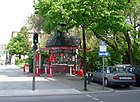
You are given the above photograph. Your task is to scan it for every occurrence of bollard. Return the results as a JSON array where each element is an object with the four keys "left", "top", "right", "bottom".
[
  {"left": 88, "top": 72, "right": 91, "bottom": 84},
  {"left": 35, "top": 65, "right": 40, "bottom": 76},
  {"left": 84, "top": 75, "right": 87, "bottom": 91},
  {"left": 24, "top": 63, "right": 29, "bottom": 73}
]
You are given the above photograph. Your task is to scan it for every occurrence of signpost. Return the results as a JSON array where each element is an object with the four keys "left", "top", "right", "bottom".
[
  {"left": 32, "top": 32, "right": 38, "bottom": 91},
  {"left": 32, "top": 49, "right": 36, "bottom": 91},
  {"left": 98, "top": 41, "right": 110, "bottom": 89}
]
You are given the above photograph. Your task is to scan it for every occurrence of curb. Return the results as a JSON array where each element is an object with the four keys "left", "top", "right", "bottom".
[
  {"left": 0, "top": 89, "right": 81, "bottom": 97},
  {"left": 0, "top": 88, "right": 114, "bottom": 97}
]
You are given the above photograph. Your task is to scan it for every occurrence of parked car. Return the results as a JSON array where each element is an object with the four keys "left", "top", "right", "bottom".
[
  {"left": 126, "top": 66, "right": 140, "bottom": 86},
  {"left": 92, "top": 66, "right": 136, "bottom": 88}
]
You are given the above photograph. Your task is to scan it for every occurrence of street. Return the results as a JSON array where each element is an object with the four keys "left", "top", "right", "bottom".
[
  {"left": 0, "top": 65, "right": 140, "bottom": 102},
  {"left": 90, "top": 90, "right": 140, "bottom": 102},
  {"left": 0, "top": 0, "right": 140, "bottom": 101},
  {"left": 0, "top": 90, "right": 140, "bottom": 102}
]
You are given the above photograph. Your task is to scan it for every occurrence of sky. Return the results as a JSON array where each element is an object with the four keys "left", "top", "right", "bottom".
[{"left": 0, "top": 0, "right": 34, "bottom": 44}]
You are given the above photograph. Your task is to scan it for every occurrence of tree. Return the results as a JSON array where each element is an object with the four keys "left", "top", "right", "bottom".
[
  {"left": 27, "top": 14, "right": 44, "bottom": 32},
  {"left": 125, "top": 0, "right": 140, "bottom": 65},
  {"left": 7, "top": 27, "right": 31, "bottom": 59},
  {"left": 33, "top": 0, "right": 140, "bottom": 66},
  {"left": 91, "top": 0, "right": 140, "bottom": 65}
]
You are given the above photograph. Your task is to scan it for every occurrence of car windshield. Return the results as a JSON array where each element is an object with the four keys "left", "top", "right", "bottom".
[{"left": 110, "top": 67, "right": 128, "bottom": 73}]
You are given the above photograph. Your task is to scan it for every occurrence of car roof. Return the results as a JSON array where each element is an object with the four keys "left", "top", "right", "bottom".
[
  {"left": 126, "top": 65, "right": 140, "bottom": 69},
  {"left": 115, "top": 64, "right": 131, "bottom": 68}
]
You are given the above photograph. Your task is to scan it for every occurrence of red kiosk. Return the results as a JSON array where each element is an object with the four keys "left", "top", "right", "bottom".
[
  {"left": 37, "top": 46, "right": 82, "bottom": 77},
  {"left": 34, "top": 24, "right": 84, "bottom": 77}
]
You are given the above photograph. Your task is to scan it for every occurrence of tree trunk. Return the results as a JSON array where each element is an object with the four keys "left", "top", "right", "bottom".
[
  {"left": 128, "top": 0, "right": 131, "bottom": 3},
  {"left": 19, "top": 54, "right": 21, "bottom": 59},
  {"left": 124, "top": 31, "right": 133, "bottom": 65}
]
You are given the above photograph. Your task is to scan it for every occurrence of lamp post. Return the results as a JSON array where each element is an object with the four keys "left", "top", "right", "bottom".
[{"left": 82, "top": 24, "right": 87, "bottom": 91}]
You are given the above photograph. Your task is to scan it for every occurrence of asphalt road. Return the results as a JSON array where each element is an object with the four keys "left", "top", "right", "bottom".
[
  {"left": 91, "top": 90, "right": 140, "bottom": 102},
  {"left": 0, "top": 89, "right": 140, "bottom": 102},
  {"left": 0, "top": 65, "right": 140, "bottom": 102}
]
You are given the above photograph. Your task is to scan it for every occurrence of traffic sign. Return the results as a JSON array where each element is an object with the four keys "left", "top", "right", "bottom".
[
  {"left": 98, "top": 52, "right": 110, "bottom": 57},
  {"left": 100, "top": 41, "right": 106, "bottom": 52},
  {"left": 100, "top": 46, "right": 106, "bottom": 52}
]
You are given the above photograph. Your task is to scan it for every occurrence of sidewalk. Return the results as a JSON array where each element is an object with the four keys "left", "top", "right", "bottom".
[{"left": 0, "top": 65, "right": 114, "bottom": 96}]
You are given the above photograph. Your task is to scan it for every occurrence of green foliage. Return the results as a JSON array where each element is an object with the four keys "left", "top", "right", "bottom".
[
  {"left": 33, "top": 0, "right": 140, "bottom": 67},
  {"left": 27, "top": 50, "right": 33, "bottom": 73},
  {"left": 86, "top": 50, "right": 101, "bottom": 72},
  {"left": 7, "top": 33, "right": 28, "bottom": 58},
  {"left": 15, "top": 59, "right": 26, "bottom": 68},
  {"left": 27, "top": 14, "right": 44, "bottom": 32},
  {"left": 15, "top": 59, "right": 26, "bottom": 65},
  {"left": 7, "top": 26, "right": 31, "bottom": 59},
  {"left": 107, "top": 48, "right": 123, "bottom": 65},
  {"left": 34, "top": 0, "right": 130, "bottom": 33}
]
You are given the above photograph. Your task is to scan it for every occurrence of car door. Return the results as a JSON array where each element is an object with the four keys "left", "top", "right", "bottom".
[
  {"left": 93, "top": 68, "right": 102, "bottom": 82},
  {"left": 92, "top": 71, "right": 100, "bottom": 82},
  {"left": 98, "top": 67, "right": 108, "bottom": 82},
  {"left": 134, "top": 67, "right": 140, "bottom": 84}
]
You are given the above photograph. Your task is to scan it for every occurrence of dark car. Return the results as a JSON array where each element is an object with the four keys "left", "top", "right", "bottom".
[
  {"left": 126, "top": 66, "right": 140, "bottom": 86},
  {"left": 92, "top": 66, "right": 136, "bottom": 88}
]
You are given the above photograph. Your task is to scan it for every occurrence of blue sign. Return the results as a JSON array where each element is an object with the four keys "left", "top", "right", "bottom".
[{"left": 98, "top": 52, "right": 110, "bottom": 57}]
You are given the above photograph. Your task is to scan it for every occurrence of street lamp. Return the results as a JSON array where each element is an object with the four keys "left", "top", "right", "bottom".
[{"left": 82, "top": 24, "right": 87, "bottom": 91}]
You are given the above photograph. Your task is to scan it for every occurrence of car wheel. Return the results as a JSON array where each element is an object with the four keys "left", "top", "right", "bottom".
[
  {"left": 137, "top": 83, "right": 140, "bottom": 86},
  {"left": 136, "top": 82, "right": 140, "bottom": 86},
  {"left": 124, "top": 85, "right": 130, "bottom": 88},
  {"left": 104, "top": 78, "right": 109, "bottom": 87}
]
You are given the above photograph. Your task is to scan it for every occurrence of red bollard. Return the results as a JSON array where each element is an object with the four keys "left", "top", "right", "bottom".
[
  {"left": 24, "top": 63, "right": 29, "bottom": 73},
  {"left": 49, "top": 66, "right": 54, "bottom": 78},
  {"left": 49, "top": 53, "right": 55, "bottom": 78},
  {"left": 35, "top": 65, "right": 40, "bottom": 76}
]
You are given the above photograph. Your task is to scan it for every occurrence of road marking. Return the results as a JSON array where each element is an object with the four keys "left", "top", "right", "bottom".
[
  {"left": 86, "top": 94, "right": 103, "bottom": 102},
  {"left": 92, "top": 97, "right": 99, "bottom": 101},
  {"left": 86, "top": 95, "right": 92, "bottom": 98}
]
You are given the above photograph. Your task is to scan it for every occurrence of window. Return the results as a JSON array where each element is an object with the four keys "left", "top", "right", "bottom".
[
  {"left": 116, "top": 67, "right": 128, "bottom": 73},
  {"left": 110, "top": 67, "right": 117, "bottom": 73}
]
